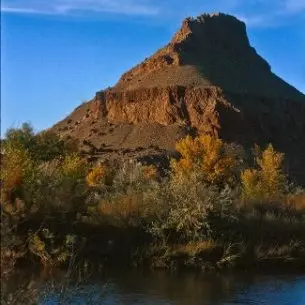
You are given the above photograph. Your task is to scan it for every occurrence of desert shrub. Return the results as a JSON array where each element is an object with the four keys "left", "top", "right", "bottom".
[
  {"left": 1, "top": 122, "right": 87, "bottom": 217},
  {"left": 0, "top": 145, "right": 36, "bottom": 205},
  {"left": 85, "top": 161, "right": 158, "bottom": 212},
  {"left": 33, "top": 130, "right": 77, "bottom": 161},
  {"left": 111, "top": 160, "right": 158, "bottom": 194},
  {"left": 89, "top": 162, "right": 159, "bottom": 227},
  {"left": 2, "top": 122, "right": 304, "bottom": 271},
  {"left": 98, "top": 193, "right": 148, "bottom": 227},
  {"left": 285, "top": 188, "right": 305, "bottom": 216},
  {"left": 2, "top": 123, "right": 76, "bottom": 163},
  {"left": 1, "top": 147, "right": 28, "bottom": 197},
  {"left": 144, "top": 173, "right": 236, "bottom": 243},
  {"left": 241, "top": 144, "right": 287, "bottom": 201},
  {"left": 142, "top": 164, "right": 158, "bottom": 180},
  {"left": 22, "top": 154, "right": 88, "bottom": 213},
  {"left": 3, "top": 122, "right": 35, "bottom": 152},
  {"left": 171, "top": 135, "right": 243, "bottom": 187},
  {"left": 60, "top": 154, "right": 88, "bottom": 181},
  {"left": 170, "top": 240, "right": 219, "bottom": 257},
  {"left": 253, "top": 240, "right": 305, "bottom": 262}
]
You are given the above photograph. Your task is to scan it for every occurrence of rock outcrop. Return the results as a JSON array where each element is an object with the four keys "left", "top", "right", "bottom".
[{"left": 52, "top": 13, "right": 305, "bottom": 183}]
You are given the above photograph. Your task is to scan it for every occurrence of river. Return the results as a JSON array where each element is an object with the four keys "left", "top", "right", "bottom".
[{"left": 37, "top": 269, "right": 305, "bottom": 305}]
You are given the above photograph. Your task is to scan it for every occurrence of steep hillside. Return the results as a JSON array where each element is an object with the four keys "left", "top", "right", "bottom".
[{"left": 52, "top": 13, "right": 305, "bottom": 183}]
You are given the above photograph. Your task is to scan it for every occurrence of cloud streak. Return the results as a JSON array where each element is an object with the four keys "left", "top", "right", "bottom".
[
  {"left": 1, "top": 0, "right": 305, "bottom": 27},
  {"left": 1, "top": 0, "right": 159, "bottom": 16},
  {"left": 1, "top": 7, "right": 43, "bottom": 14}
]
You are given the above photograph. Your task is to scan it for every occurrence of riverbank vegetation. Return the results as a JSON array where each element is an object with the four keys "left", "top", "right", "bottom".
[{"left": 1, "top": 123, "right": 305, "bottom": 282}]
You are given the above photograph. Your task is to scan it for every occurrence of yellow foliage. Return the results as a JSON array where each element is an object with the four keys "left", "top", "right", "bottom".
[
  {"left": 241, "top": 169, "right": 262, "bottom": 199},
  {"left": 98, "top": 194, "right": 146, "bottom": 226},
  {"left": 2, "top": 155, "right": 23, "bottom": 192},
  {"left": 175, "top": 135, "right": 202, "bottom": 160},
  {"left": 142, "top": 165, "right": 157, "bottom": 180},
  {"left": 172, "top": 135, "right": 238, "bottom": 185},
  {"left": 241, "top": 144, "right": 286, "bottom": 200},
  {"left": 0, "top": 147, "right": 32, "bottom": 201},
  {"left": 258, "top": 144, "right": 285, "bottom": 194},
  {"left": 287, "top": 193, "right": 305, "bottom": 213},
  {"left": 30, "top": 234, "right": 46, "bottom": 252},
  {"left": 60, "top": 154, "right": 87, "bottom": 180},
  {"left": 179, "top": 157, "right": 194, "bottom": 171},
  {"left": 86, "top": 164, "right": 106, "bottom": 187}
]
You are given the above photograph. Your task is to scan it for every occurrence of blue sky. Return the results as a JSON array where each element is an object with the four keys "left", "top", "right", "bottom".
[{"left": 1, "top": 0, "right": 305, "bottom": 136}]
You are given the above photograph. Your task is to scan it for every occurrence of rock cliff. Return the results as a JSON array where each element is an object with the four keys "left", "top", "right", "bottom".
[{"left": 52, "top": 13, "right": 305, "bottom": 183}]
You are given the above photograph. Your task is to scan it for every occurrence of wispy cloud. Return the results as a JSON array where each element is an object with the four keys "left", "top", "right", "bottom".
[
  {"left": 1, "top": 7, "right": 43, "bottom": 14},
  {"left": 1, "top": 0, "right": 159, "bottom": 16},
  {"left": 1, "top": 0, "right": 304, "bottom": 27}
]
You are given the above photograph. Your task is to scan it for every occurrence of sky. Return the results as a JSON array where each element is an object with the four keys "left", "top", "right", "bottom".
[{"left": 1, "top": 0, "right": 305, "bottom": 136}]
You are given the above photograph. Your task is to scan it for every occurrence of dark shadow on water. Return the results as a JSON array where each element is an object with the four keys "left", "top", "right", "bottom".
[{"left": 11, "top": 268, "right": 304, "bottom": 305}]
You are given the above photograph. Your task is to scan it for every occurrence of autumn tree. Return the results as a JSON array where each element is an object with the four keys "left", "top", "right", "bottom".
[
  {"left": 0, "top": 145, "right": 34, "bottom": 203},
  {"left": 241, "top": 144, "right": 286, "bottom": 201},
  {"left": 86, "top": 164, "right": 106, "bottom": 187},
  {"left": 171, "top": 135, "right": 243, "bottom": 187}
]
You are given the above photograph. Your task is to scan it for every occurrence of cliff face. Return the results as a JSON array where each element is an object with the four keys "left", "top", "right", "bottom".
[
  {"left": 114, "top": 13, "right": 302, "bottom": 100},
  {"left": 90, "top": 86, "right": 305, "bottom": 145},
  {"left": 52, "top": 13, "right": 305, "bottom": 183},
  {"left": 91, "top": 86, "right": 232, "bottom": 136}
]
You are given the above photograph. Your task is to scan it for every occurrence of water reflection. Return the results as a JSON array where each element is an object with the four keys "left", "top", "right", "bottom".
[{"left": 37, "top": 269, "right": 305, "bottom": 304}]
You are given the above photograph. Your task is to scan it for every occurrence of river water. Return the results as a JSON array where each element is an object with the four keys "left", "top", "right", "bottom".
[{"left": 38, "top": 269, "right": 305, "bottom": 305}]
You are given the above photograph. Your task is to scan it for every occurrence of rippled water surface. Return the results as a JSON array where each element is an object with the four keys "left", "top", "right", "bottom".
[{"left": 38, "top": 269, "right": 305, "bottom": 305}]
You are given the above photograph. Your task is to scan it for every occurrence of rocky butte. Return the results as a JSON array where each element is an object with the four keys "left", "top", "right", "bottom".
[{"left": 52, "top": 13, "right": 305, "bottom": 183}]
